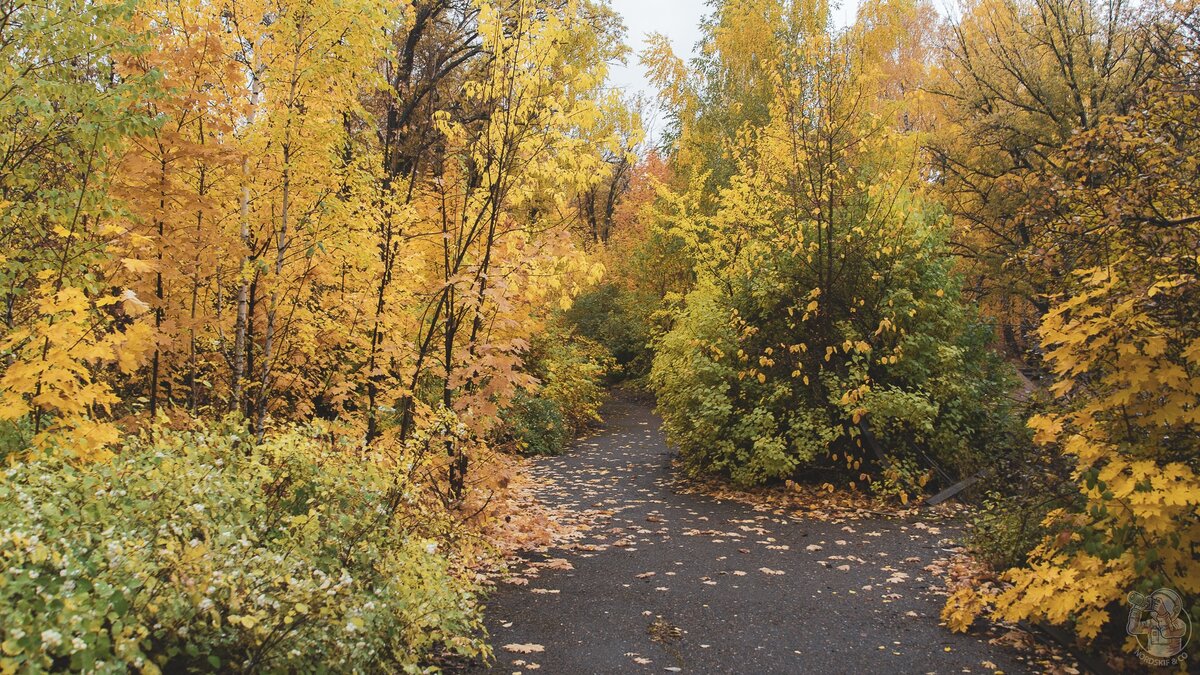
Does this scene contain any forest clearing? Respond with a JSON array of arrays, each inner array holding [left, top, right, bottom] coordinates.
[[1, 0, 1197, 672]]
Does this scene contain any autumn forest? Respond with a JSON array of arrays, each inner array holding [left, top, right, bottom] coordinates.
[[1, 0, 1197, 671]]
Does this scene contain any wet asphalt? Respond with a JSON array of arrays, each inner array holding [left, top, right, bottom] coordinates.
[[470, 395, 1035, 675]]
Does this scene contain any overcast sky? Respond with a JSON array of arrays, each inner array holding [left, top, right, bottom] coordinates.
[[604, 0, 705, 102]]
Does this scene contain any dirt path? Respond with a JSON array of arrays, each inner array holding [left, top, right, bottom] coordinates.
[[472, 395, 1035, 674]]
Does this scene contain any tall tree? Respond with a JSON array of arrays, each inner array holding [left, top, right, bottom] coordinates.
[[929, 0, 1157, 357], [946, 0, 1200, 641], [650, 0, 1015, 492]]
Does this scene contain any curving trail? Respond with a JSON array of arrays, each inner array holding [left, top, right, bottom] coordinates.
[[472, 395, 1034, 674]]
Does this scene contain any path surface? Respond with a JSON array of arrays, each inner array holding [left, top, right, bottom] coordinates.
[[473, 395, 1033, 674]]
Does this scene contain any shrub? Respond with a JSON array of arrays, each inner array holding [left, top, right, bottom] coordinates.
[[564, 283, 656, 381], [500, 328, 614, 456], [0, 422, 485, 673], [651, 227, 1020, 494], [967, 491, 1054, 572], [501, 393, 570, 457], [645, 25, 1023, 498], [534, 331, 615, 435]]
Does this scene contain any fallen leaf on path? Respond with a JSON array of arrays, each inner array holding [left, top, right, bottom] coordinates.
[[504, 644, 545, 654]]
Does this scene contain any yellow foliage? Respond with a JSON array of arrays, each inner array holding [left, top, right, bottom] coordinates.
[[953, 9, 1200, 641], [0, 287, 154, 460]]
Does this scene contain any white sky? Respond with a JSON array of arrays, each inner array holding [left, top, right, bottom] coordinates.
[[604, 0, 706, 103]]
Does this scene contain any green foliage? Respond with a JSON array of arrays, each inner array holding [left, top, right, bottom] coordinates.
[[0, 423, 485, 673], [534, 331, 615, 435], [652, 210, 1020, 491], [500, 328, 614, 455], [565, 283, 656, 381], [0, 419, 33, 464], [871, 455, 931, 504], [968, 491, 1054, 571], [502, 393, 570, 457]]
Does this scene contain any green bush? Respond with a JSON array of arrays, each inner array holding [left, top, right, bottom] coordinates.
[[962, 432, 1073, 569], [533, 330, 615, 435], [652, 206, 1021, 493], [501, 392, 570, 456], [968, 491, 1053, 571], [0, 422, 485, 673], [500, 328, 614, 456], [564, 283, 656, 381]]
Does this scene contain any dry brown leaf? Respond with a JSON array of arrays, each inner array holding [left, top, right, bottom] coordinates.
[[503, 643, 545, 654]]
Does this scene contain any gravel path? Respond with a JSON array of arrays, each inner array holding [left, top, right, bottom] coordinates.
[[472, 395, 1034, 674]]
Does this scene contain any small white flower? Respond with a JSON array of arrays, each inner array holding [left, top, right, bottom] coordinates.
[[71, 637, 86, 652], [345, 621, 358, 633], [41, 629, 63, 650], [424, 542, 438, 555], [191, 504, 205, 514]]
